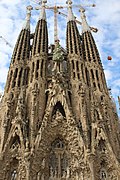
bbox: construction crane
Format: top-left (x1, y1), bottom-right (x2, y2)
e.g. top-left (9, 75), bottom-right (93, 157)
top-left (57, 11), bottom-right (98, 33)
top-left (34, 0), bottom-right (98, 44)
top-left (35, 0), bottom-right (64, 43)
top-left (30, 0), bottom-right (42, 5)
top-left (0, 36), bottom-right (12, 48)
top-left (118, 96), bottom-right (120, 110)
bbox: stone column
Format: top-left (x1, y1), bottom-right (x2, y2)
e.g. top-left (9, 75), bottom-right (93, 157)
top-left (24, 142), bottom-right (31, 180)
top-left (87, 153), bottom-right (95, 180)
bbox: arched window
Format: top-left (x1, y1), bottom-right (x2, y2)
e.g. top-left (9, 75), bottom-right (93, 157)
top-left (52, 101), bottom-right (66, 117)
top-left (40, 60), bottom-right (44, 77)
top-left (91, 69), bottom-right (94, 80)
top-left (98, 138), bottom-right (106, 152)
top-left (8, 158), bottom-right (19, 180)
top-left (76, 61), bottom-right (79, 72)
top-left (10, 134), bottom-right (20, 151)
top-left (12, 68), bottom-right (18, 88)
top-left (81, 64), bottom-right (84, 80)
top-left (25, 67), bottom-right (30, 85)
top-left (100, 168), bottom-right (107, 180)
top-left (71, 60), bottom-right (75, 70)
top-left (49, 138), bottom-right (69, 179)
top-left (37, 172), bottom-right (41, 180)
top-left (96, 70), bottom-right (99, 81)
top-left (85, 68), bottom-right (90, 86)
top-left (18, 68), bottom-right (23, 87)
top-left (62, 60), bottom-right (67, 73)
top-left (31, 62), bottom-right (34, 82)
top-left (11, 170), bottom-right (17, 180)
top-left (35, 59), bottom-right (39, 79)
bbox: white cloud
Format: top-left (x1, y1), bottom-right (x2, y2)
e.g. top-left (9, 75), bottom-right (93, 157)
top-left (104, 69), bottom-right (113, 81)
top-left (0, 67), bottom-right (8, 83)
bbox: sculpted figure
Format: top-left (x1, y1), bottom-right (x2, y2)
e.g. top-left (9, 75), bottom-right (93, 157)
top-left (52, 42), bottom-right (64, 74)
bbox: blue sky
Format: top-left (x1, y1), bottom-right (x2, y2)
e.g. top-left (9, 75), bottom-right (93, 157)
top-left (0, 0), bottom-right (120, 115)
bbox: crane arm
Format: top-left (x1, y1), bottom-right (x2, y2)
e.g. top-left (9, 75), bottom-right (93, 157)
top-left (58, 11), bottom-right (98, 33)
top-left (34, 0), bottom-right (98, 33)
top-left (30, 0), bottom-right (42, 5)
top-left (0, 36), bottom-right (12, 48)
top-left (72, 4), bottom-right (96, 8)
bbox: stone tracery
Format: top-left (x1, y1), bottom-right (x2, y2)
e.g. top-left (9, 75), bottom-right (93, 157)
top-left (49, 138), bottom-right (69, 179)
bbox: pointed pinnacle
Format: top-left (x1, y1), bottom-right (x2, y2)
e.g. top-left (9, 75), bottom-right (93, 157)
top-left (39, 0), bottom-right (47, 20)
top-left (22, 5), bottom-right (33, 30)
top-left (80, 7), bottom-right (90, 33)
top-left (66, 0), bottom-right (75, 22)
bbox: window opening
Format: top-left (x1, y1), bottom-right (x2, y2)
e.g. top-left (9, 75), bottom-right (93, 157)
top-left (85, 68), bottom-right (90, 86)
top-left (23, 69), bottom-right (27, 85)
top-left (81, 64), bottom-right (84, 80)
top-left (93, 82), bottom-right (96, 88)
top-left (18, 68), bottom-right (23, 87)
top-left (49, 138), bottom-right (68, 179)
top-left (91, 69), bottom-right (94, 80)
top-left (11, 170), bottom-right (17, 180)
top-left (77, 73), bottom-right (80, 80)
top-left (36, 60), bottom-right (39, 79)
top-left (12, 68), bottom-right (18, 88)
top-left (96, 70), bottom-right (99, 81)
top-left (100, 168), bottom-right (107, 180)
top-left (10, 135), bottom-right (20, 150)
top-left (52, 101), bottom-right (66, 117)
top-left (71, 60), bottom-right (75, 70)
top-left (40, 60), bottom-right (44, 77)
top-left (26, 67), bottom-right (30, 85)
top-left (73, 72), bottom-right (75, 79)
top-left (68, 91), bottom-right (72, 106)
top-left (76, 61), bottom-right (79, 71)
top-left (31, 62), bottom-right (34, 82)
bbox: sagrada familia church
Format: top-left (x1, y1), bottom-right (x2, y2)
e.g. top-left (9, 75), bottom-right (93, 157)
top-left (0, 0), bottom-right (120, 179)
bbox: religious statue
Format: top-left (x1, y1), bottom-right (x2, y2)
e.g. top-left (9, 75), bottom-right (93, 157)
top-left (52, 42), bottom-right (64, 74)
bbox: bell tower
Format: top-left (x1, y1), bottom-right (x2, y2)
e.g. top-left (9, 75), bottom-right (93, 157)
top-left (0, 0), bottom-right (120, 179)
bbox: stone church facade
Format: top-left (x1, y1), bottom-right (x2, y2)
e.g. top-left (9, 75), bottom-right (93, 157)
top-left (0, 0), bottom-right (120, 179)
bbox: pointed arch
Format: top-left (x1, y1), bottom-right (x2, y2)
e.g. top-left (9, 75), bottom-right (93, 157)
top-left (11, 169), bottom-right (18, 180)
top-left (3, 124), bottom-right (25, 154)
top-left (49, 138), bottom-right (69, 179)
top-left (10, 133), bottom-right (21, 150)
top-left (52, 101), bottom-right (66, 117)
top-left (5, 157), bottom-right (19, 180)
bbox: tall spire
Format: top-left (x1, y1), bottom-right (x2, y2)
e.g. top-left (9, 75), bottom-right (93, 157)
top-left (66, 0), bottom-right (75, 22)
top-left (11, 5), bottom-right (33, 63)
top-left (80, 7), bottom-right (108, 93)
top-left (32, 0), bottom-right (48, 55)
top-left (22, 5), bottom-right (33, 30)
top-left (39, 0), bottom-right (47, 21)
top-left (80, 7), bottom-right (90, 33)
top-left (66, 0), bottom-right (82, 55)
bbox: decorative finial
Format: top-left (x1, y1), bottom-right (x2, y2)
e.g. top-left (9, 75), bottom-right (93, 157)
top-left (66, 0), bottom-right (75, 22)
top-left (39, 0), bottom-right (47, 20)
top-left (22, 5), bottom-right (33, 30)
top-left (79, 7), bottom-right (90, 33)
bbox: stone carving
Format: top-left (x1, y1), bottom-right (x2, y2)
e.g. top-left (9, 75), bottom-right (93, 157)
top-left (16, 92), bottom-right (25, 121)
top-left (51, 110), bottom-right (64, 127)
top-left (49, 139), bottom-right (69, 179)
top-left (52, 42), bottom-right (64, 74)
